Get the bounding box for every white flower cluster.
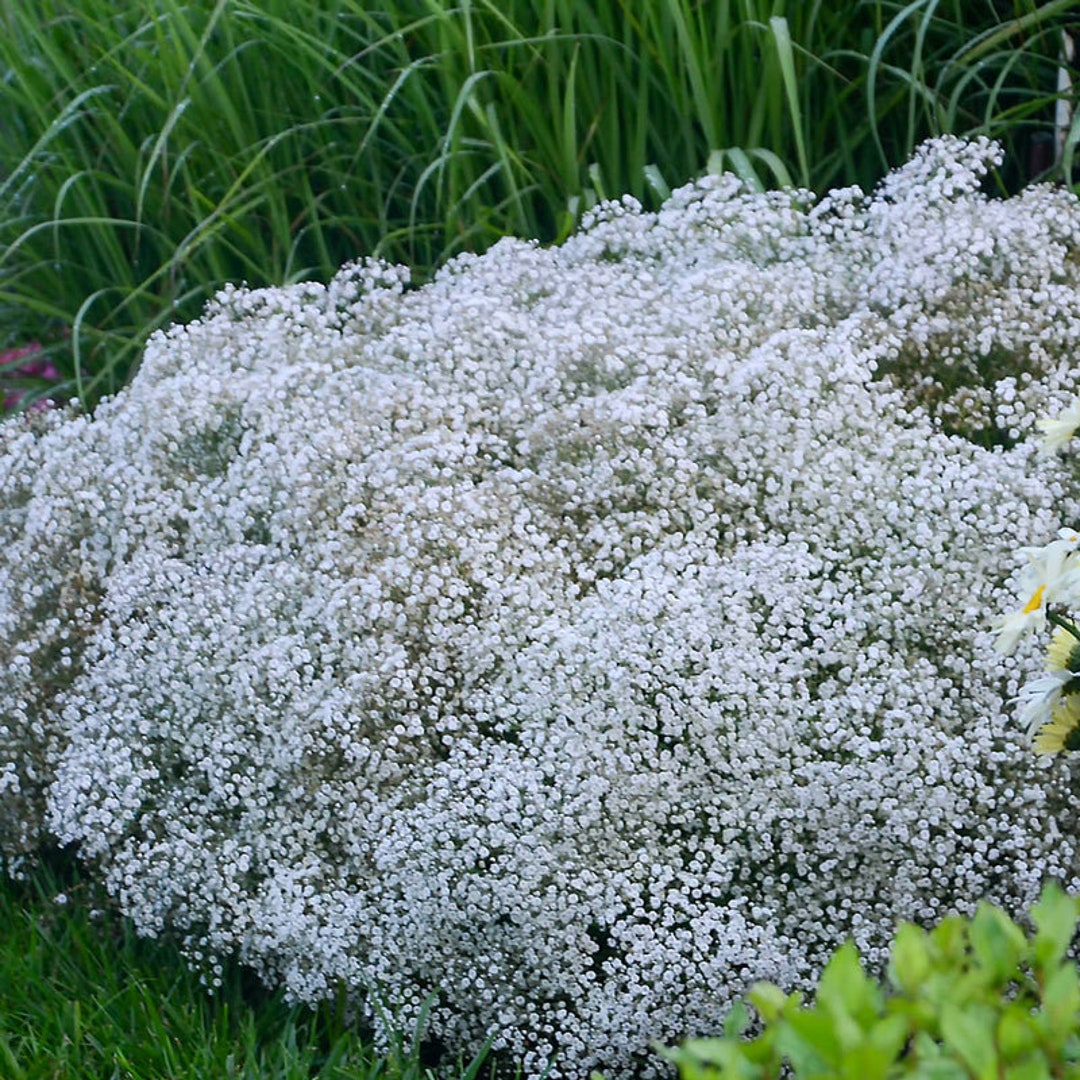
[4,137,1080,1077]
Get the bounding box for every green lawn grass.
[0,852,494,1079]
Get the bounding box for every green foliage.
[0,0,1075,409]
[0,852,495,1079]
[663,883,1080,1080]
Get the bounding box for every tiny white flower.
[6,136,1080,1076]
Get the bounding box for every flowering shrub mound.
[4,137,1080,1077]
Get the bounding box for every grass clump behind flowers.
[0,0,1075,409]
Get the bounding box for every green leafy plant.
[663,883,1080,1079]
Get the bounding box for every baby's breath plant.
[6,138,1080,1078]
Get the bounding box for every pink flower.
[1,341,62,412]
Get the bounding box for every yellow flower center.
[1023,585,1046,614]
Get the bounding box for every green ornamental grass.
[0,0,1075,409]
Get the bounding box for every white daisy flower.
[1037,397,1080,454]
[1016,669,1076,733]
[1033,697,1080,754]
[993,531,1080,654]
[1046,624,1080,673]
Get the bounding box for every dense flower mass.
[4,137,1080,1077]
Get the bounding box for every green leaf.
[940,1002,999,1080]
[767,16,808,189]
[705,146,795,191]
[817,941,881,1028]
[662,1036,763,1080]
[747,981,790,1025]
[867,1013,909,1063]
[996,1002,1039,1061]
[890,923,932,995]
[0,1035,26,1080]
[929,916,970,966]
[907,1030,970,1080]
[1002,1058,1057,1080]
[722,998,749,1039]
[1042,963,1080,1037]
[706,148,764,193]
[779,1010,841,1071]
[1031,883,1080,976]
[837,1039,899,1080]
[642,164,670,203]
[969,902,1027,985]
